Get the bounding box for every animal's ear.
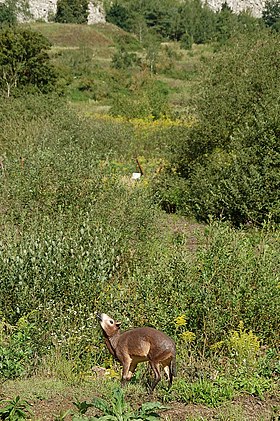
[116,321,121,327]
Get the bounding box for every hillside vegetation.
[0,18,279,421]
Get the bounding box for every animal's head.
[96,313,121,337]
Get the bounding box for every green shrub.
[111,45,140,70]
[110,78,169,120]
[262,0,280,30]
[0,396,33,420]
[55,0,89,24]
[175,30,280,225]
[174,378,235,406]
[153,171,190,214]
[180,32,193,50]
[0,0,17,26]
[0,27,57,97]
[72,387,166,420]
[0,317,37,379]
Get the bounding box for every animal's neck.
[104,331,120,359]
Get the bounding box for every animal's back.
[119,327,176,358]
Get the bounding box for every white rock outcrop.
[88,1,105,24]
[0,0,105,23]
[205,0,266,17]
[0,0,267,23]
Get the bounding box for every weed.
[0,317,36,380]
[227,321,260,371]
[232,375,272,398]
[54,409,73,420]
[174,378,235,407]
[73,399,95,415]
[0,396,33,420]
[72,387,166,420]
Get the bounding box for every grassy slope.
[24,22,209,116]
[25,22,124,48]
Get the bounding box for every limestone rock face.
[88,1,105,24]
[0,0,267,23]
[205,0,266,17]
[0,0,105,23]
[21,0,57,22]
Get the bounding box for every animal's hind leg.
[163,366,170,382]
[149,361,161,392]
[162,358,174,388]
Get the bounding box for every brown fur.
[97,313,176,391]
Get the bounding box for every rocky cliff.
[0,0,106,23]
[206,0,266,17]
[0,0,266,24]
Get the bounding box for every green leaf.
[91,397,112,415]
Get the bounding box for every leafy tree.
[55,0,89,24]
[0,27,57,97]
[262,0,280,30]
[105,0,261,43]
[237,10,263,33]
[215,2,239,43]
[106,0,183,40]
[175,30,280,225]
[143,0,179,38]
[106,2,130,31]
[111,44,139,69]
[196,5,217,43]
[143,32,161,74]
[180,32,193,50]
[128,12,148,43]
[178,0,216,44]
[0,0,17,26]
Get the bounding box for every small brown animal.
[97,313,176,391]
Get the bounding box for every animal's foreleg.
[121,356,134,386]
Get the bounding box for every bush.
[180,32,193,50]
[153,171,190,214]
[0,27,57,97]
[175,30,280,225]
[55,0,89,23]
[0,317,37,379]
[111,45,140,70]
[262,0,280,30]
[0,0,16,26]
[110,78,169,120]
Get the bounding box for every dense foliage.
[262,0,280,30]
[0,0,16,26]
[55,0,89,24]
[105,0,263,44]
[174,30,280,225]
[0,94,279,384]
[0,21,279,407]
[0,27,57,97]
